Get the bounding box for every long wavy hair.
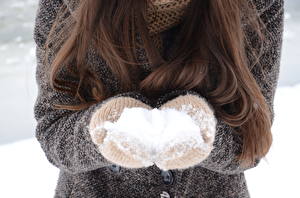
[45,0,273,168]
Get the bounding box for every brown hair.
[45,0,272,168]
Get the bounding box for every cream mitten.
[154,94,217,171]
[88,96,154,169]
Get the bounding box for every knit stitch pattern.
[155,94,217,171]
[146,0,191,51]
[89,96,155,168]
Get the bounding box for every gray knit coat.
[33,0,284,197]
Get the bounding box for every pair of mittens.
[88,92,217,171]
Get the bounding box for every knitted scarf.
[146,0,191,51]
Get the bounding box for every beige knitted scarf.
[146,0,191,51]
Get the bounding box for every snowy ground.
[0,138,59,197]
[0,84,299,198]
[246,84,300,198]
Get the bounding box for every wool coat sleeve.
[33,0,152,174]
[155,0,284,175]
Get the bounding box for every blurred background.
[0,0,299,197]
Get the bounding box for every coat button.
[160,191,171,198]
[109,164,121,173]
[160,170,174,185]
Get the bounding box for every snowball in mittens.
[99,107,213,167]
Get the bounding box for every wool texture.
[33,0,284,197]
[146,0,191,51]
[147,0,191,34]
[89,97,154,168]
[155,94,217,171]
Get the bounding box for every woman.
[33,0,284,197]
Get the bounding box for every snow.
[0,0,38,144]
[101,107,212,151]
[0,84,299,197]
[0,139,59,197]
[245,84,300,198]
[93,106,216,166]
